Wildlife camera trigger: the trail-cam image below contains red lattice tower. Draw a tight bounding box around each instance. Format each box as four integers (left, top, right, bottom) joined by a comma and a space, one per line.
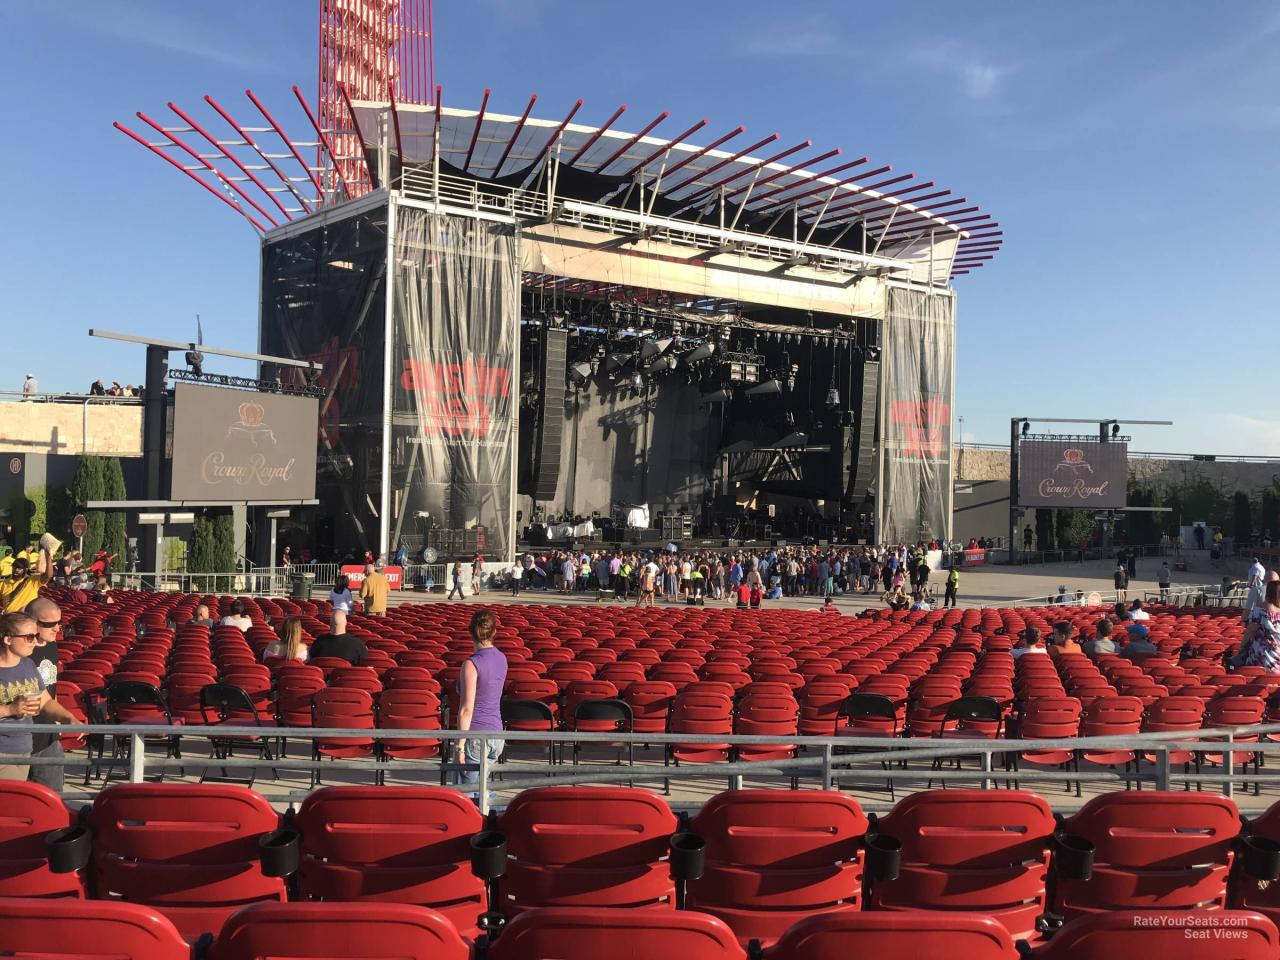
318, 0, 434, 197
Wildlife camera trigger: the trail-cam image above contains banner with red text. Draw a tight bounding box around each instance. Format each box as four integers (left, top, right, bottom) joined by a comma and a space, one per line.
879, 287, 955, 544
340, 564, 404, 590
390, 207, 519, 561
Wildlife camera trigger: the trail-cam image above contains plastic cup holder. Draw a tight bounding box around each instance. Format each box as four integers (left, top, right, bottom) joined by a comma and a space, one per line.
45, 825, 92, 874
1243, 835, 1280, 882
669, 831, 707, 882
1053, 833, 1095, 882
470, 830, 509, 881
258, 828, 301, 878
866, 833, 902, 882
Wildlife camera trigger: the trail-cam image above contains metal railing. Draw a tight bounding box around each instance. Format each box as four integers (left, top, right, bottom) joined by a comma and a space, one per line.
38, 721, 1280, 813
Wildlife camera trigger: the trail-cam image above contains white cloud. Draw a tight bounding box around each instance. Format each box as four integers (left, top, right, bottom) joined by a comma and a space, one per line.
906, 39, 1014, 101
738, 16, 845, 57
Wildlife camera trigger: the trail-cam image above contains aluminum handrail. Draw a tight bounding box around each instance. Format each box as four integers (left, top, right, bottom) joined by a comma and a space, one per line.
43, 720, 1280, 812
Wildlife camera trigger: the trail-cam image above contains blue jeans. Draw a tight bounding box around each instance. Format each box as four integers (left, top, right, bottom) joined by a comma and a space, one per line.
458, 736, 505, 786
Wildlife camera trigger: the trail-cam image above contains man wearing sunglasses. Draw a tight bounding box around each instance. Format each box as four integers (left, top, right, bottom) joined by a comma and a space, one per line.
0, 611, 75, 781
25, 598, 65, 790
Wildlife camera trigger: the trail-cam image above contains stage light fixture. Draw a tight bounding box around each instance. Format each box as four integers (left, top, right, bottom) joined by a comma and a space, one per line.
640, 337, 673, 360
745, 378, 783, 397
606, 351, 631, 372
1112, 423, 1121, 437
568, 361, 593, 385
185, 349, 204, 377
683, 341, 716, 365
701, 387, 733, 403
1022, 420, 1031, 437
630, 371, 646, 392
826, 385, 840, 408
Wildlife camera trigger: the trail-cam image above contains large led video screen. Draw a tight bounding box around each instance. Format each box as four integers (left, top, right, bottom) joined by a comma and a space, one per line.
171, 383, 318, 502
1017, 439, 1127, 509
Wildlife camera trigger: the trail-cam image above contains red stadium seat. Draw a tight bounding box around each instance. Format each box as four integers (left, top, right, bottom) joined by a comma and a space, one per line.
208, 902, 471, 960
686, 790, 868, 946
1033, 909, 1278, 960
1053, 791, 1240, 920
490, 906, 748, 960
0, 781, 86, 898
291, 786, 486, 937
86, 783, 285, 941
763, 910, 1018, 960
496, 786, 679, 915
0, 897, 190, 960
867, 789, 1055, 939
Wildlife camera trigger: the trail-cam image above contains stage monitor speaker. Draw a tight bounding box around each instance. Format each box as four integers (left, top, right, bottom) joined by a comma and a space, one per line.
847, 360, 879, 501
531, 328, 568, 502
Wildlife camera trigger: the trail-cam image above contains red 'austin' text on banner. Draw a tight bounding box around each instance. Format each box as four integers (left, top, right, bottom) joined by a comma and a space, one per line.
890, 398, 951, 458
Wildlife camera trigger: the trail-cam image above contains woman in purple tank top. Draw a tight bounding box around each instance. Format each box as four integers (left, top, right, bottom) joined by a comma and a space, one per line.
456, 608, 508, 786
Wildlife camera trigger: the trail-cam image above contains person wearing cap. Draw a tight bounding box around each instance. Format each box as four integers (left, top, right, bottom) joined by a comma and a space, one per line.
21, 374, 37, 400
359, 563, 390, 617
0, 544, 51, 613
1054, 585, 1069, 605
1121, 623, 1159, 661
1013, 627, 1047, 659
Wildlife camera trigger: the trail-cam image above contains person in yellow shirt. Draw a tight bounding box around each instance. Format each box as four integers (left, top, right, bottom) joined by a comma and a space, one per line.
359, 563, 390, 617
0, 549, 51, 613
0, 549, 12, 579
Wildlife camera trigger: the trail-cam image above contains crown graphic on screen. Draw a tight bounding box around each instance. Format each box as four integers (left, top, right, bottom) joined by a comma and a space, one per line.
1061, 448, 1085, 464
238, 401, 265, 427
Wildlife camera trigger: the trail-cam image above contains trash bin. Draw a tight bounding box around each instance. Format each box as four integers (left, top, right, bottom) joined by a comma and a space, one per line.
290, 572, 314, 600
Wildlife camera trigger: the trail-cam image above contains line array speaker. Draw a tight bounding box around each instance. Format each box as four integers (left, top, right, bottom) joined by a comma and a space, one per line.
531, 328, 568, 501
847, 360, 879, 500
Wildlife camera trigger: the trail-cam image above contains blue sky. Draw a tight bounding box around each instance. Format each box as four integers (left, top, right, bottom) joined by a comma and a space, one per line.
3, 1, 1278, 453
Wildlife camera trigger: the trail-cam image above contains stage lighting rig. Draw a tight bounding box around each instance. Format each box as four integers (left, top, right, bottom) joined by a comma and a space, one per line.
185, 348, 204, 377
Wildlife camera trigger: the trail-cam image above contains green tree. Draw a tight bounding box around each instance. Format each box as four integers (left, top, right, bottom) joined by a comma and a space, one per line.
102, 458, 128, 567
1060, 509, 1097, 548
189, 510, 236, 590
1263, 490, 1280, 541
1233, 491, 1254, 541
70, 457, 106, 558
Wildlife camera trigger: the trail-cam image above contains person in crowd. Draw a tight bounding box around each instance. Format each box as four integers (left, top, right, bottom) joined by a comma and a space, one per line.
944, 566, 959, 608
360, 563, 390, 617
188, 604, 216, 628
1013, 627, 1047, 659
280, 546, 292, 568
0, 548, 11, 579
262, 616, 308, 663
471, 554, 485, 595
89, 379, 105, 396
448, 561, 466, 600
1128, 599, 1151, 621
1049, 622, 1082, 657
909, 590, 932, 612
509, 556, 523, 596
309, 610, 366, 665
220, 598, 252, 632
1158, 561, 1172, 602
1120, 623, 1159, 660
1246, 556, 1268, 617
0, 547, 51, 613
821, 597, 840, 614
1053, 585, 1070, 605
455, 608, 507, 787
1114, 560, 1129, 602
637, 558, 657, 608
885, 587, 910, 611
91, 577, 113, 603
735, 580, 752, 608
24, 598, 65, 791
21, 374, 37, 400
88, 549, 115, 585
1235, 579, 1280, 673
328, 574, 354, 612
1083, 618, 1117, 657
0, 611, 75, 780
